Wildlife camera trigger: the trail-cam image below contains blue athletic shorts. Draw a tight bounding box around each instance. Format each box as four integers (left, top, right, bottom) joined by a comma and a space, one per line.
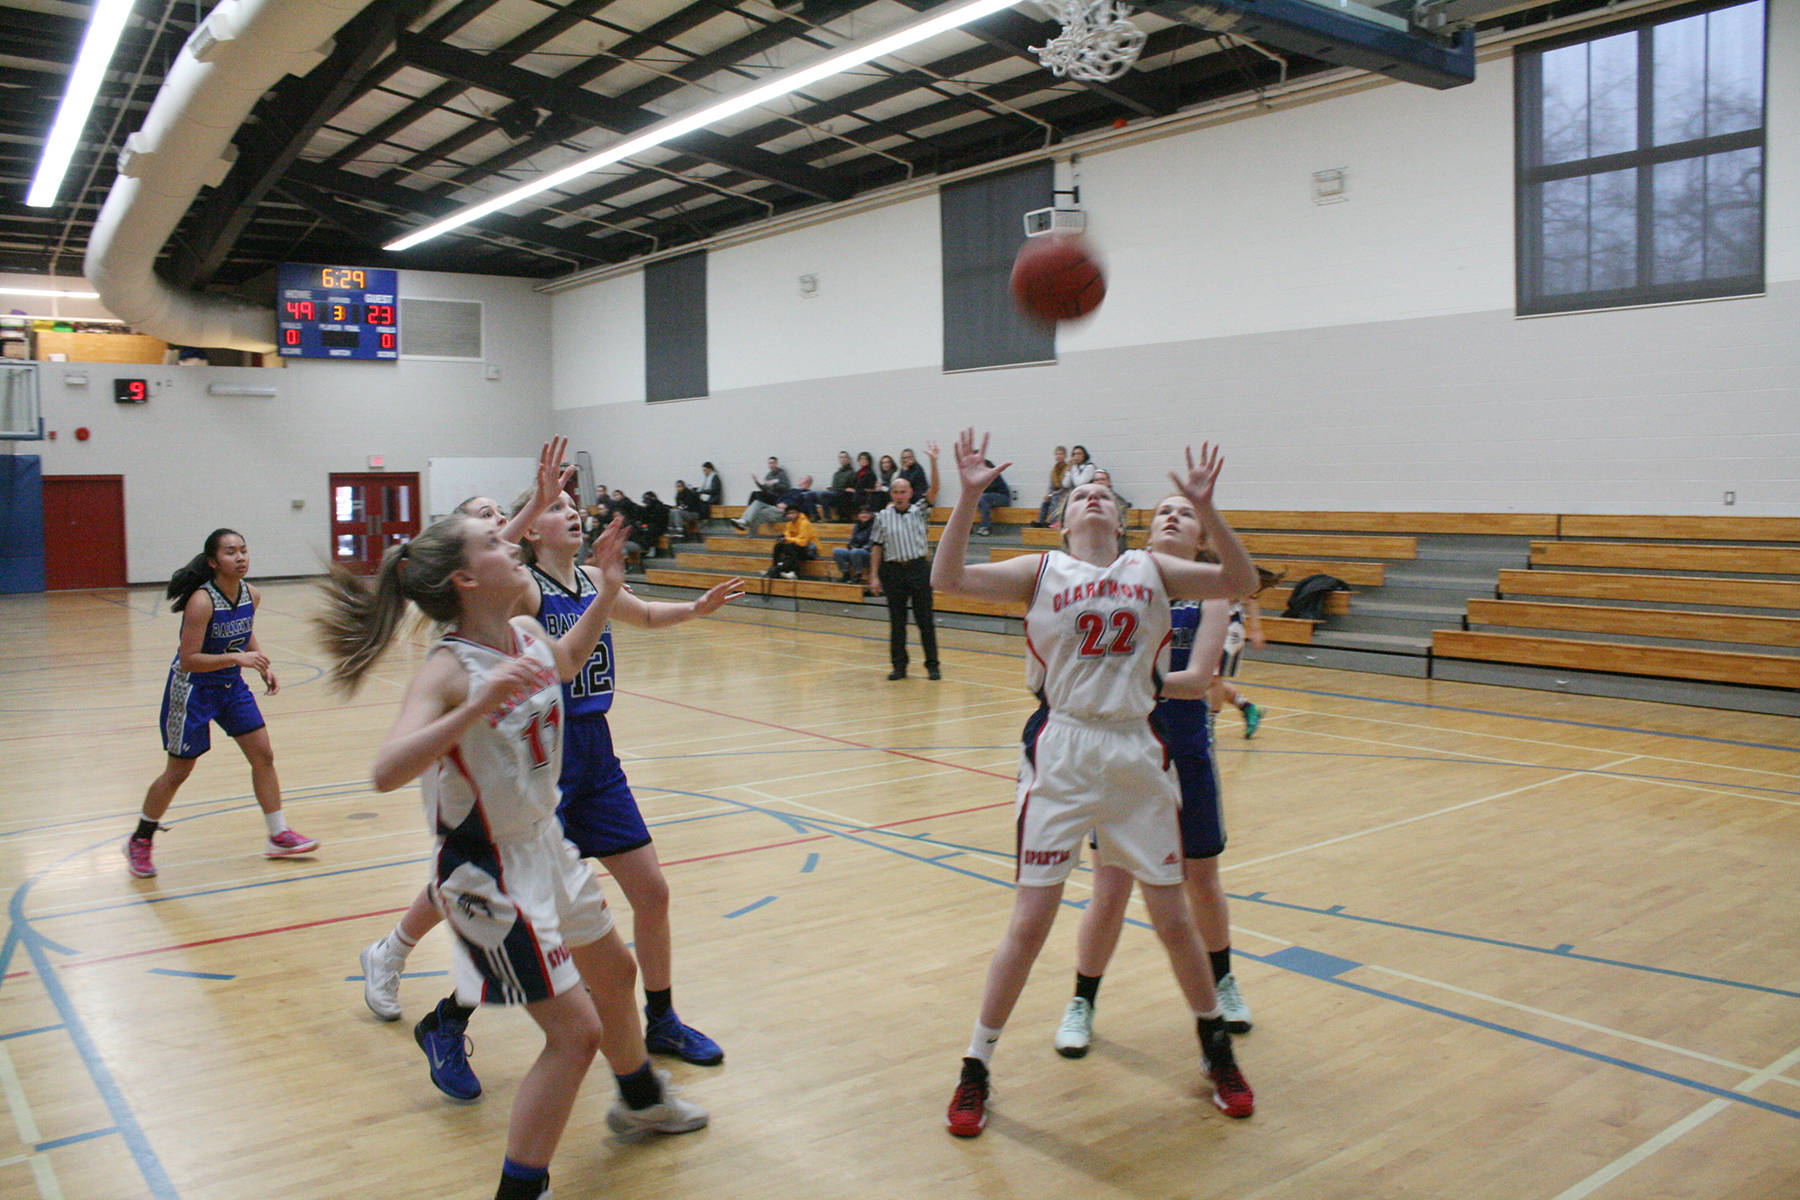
1158, 703, 1225, 859
556, 715, 651, 859
159, 673, 264, 759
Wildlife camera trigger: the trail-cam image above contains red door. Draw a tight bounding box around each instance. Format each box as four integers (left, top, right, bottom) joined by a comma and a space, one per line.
329, 472, 421, 573
43, 475, 127, 589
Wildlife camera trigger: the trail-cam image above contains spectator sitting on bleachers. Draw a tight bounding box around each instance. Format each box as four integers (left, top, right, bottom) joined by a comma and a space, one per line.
1047, 445, 1096, 527
976, 460, 1012, 537
833, 507, 876, 585
697, 461, 724, 513
747, 456, 791, 505
850, 451, 880, 513
672, 479, 706, 540
637, 491, 671, 556
1032, 445, 1070, 527
898, 448, 929, 494
874, 455, 899, 507
735, 475, 817, 535
768, 507, 820, 579
821, 450, 858, 521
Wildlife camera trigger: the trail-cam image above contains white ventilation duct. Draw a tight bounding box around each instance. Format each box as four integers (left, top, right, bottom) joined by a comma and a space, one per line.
83, 0, 375, 352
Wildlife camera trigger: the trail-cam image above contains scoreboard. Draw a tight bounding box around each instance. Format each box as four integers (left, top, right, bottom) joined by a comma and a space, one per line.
276, 264, 399, 360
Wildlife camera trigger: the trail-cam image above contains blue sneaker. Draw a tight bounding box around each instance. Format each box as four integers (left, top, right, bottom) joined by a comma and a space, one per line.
644, 1008, 724, 1066
1242, 702, 1262, 739
414, 1000, 481, 1101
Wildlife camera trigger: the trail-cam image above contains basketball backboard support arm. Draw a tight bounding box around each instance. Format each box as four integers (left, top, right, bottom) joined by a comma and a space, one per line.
1137, 0, 1475, 89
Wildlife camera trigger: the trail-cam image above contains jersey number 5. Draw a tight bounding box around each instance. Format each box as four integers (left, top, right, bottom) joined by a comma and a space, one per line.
1076, 609, 1138, 657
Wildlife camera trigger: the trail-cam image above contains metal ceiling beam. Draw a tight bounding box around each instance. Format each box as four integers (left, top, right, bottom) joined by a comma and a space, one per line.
167, 0, 434, 289
393, 34, 853, 202
285, 160, 614, 265
324, 0, 612, 170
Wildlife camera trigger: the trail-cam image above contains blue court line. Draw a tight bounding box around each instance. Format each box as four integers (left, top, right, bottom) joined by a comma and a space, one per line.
0, 779, 376, 842
801, 853, 819, 873
0, 1024, 64, 1041
1320, 969, 1800, 1121
344, 970, 449, 981
0, 660, 325, 708
725, 896, 777, 918
147, 968, 234, 980
1229, 892, 1800, 1001
6, 881, 175, 1198
35, 1127, 118, 1152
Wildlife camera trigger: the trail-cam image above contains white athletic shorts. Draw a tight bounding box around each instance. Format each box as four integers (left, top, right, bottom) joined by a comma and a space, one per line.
435, 818, 614, 1007
1015, 709, 1183, 887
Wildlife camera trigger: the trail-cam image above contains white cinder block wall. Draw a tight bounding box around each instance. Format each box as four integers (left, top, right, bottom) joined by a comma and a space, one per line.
552, 10, 1800, 517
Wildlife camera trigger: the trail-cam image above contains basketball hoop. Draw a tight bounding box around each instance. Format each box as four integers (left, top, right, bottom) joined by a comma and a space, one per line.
1031, 0, 1147, 82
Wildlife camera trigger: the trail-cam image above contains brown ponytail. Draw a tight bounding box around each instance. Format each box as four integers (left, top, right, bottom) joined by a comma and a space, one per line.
313, 516, 472, 693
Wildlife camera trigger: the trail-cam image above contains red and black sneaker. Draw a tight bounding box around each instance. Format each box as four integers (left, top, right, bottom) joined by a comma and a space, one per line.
1201, 1019, 1255, 1119
946, 1057, 990, 1137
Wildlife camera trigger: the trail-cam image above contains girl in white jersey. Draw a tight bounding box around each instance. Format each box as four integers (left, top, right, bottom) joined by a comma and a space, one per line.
316, 508, 706, 1200
931, 429, 1261, 1136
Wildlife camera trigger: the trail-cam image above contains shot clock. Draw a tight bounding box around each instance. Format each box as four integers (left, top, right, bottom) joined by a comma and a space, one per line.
276, 264, 400, 361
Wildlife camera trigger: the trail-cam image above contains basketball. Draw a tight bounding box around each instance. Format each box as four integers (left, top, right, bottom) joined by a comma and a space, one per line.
1009, 234, 1106, 324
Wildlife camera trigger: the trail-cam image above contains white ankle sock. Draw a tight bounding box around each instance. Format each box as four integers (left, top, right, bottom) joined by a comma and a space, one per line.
967, 1022, 1003, 1064
263, 811, 289, 837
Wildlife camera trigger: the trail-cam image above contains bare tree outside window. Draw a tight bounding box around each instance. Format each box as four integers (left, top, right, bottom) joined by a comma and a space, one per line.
1516, 0, 1765, 315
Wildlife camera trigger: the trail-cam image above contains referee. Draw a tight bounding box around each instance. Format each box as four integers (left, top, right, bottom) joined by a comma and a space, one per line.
870, 442, 940, 680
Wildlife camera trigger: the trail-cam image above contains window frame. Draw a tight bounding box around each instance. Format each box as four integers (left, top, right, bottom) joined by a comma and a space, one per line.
1514, 0, 1767, 316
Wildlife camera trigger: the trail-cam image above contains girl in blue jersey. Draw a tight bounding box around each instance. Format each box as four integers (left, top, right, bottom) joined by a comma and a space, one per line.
1051, 493, 1257, 1055
317, 510, 707, 1200
125, 529, 317, 878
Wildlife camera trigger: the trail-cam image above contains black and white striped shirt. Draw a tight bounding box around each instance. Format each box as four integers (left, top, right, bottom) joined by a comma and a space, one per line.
872, 502, 931, 562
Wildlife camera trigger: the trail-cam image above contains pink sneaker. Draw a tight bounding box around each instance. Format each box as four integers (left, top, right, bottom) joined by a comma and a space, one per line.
264, 829, 320, 858
124, 835, 156, 878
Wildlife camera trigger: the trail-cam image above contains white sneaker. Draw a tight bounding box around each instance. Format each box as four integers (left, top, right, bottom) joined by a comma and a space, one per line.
1053, 996, 1093, 1059
1217, 973, 1252, 1033
360, 938, 404, 1021
606, 1070, 709, 1137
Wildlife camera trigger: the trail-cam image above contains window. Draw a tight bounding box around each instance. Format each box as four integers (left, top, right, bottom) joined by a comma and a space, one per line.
941, 164, 1054, 371
645, 252, 707, 402
1516, 0, 1765, 315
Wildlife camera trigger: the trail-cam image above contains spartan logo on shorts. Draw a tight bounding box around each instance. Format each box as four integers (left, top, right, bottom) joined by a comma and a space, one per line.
1022, 849, 1072, 867
456, 893, 495, 921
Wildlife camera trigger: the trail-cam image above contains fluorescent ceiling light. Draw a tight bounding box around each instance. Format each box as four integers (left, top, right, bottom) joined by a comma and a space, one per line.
385, 0, 1021, 252
26, 0, 137, 208
0, 287, 102, 299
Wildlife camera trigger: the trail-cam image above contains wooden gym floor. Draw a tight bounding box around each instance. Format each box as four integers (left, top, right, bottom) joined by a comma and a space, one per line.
0, 581, 1795, 1200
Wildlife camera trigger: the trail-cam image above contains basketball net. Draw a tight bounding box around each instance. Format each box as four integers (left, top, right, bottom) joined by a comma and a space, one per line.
1031, 0, 1147, 82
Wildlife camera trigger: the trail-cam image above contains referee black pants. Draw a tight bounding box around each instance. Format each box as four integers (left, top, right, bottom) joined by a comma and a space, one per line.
878, 558, 938, 671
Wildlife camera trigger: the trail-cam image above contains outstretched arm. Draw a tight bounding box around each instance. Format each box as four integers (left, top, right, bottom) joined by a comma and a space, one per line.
609, 574, 746, 629
372, 651, 541, 792
931, 428, 1042, 601
1153, 444, 1257, 601
546, 517, 627, 679
500, 437, 574, 544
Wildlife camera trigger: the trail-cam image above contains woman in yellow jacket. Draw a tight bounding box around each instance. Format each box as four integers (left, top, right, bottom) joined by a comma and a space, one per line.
768, 507, 819, 579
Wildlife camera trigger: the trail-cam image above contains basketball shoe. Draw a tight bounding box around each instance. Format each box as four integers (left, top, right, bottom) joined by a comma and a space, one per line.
264, 828, 319, 858
360, 937, 405, 1021
605, 1070, 709, 1136
1199, 1018, 1254, 1118
414, 998, 481, 1101
124, 836, 156, 878
946, 1057, 990, 1137
1216, 973, 1252, 1033
1242, 703, 1262, 739
1053, 996, 1093, 1058
644, 1008, 724, 1066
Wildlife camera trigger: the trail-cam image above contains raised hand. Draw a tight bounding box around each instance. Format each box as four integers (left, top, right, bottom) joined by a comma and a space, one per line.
1168, 443, 1225, 510
926, 440, 941, 460
534, 436, 572, 509
589, 514, 628, 591
694, 577, 746, 615
954, 428, 1009, 494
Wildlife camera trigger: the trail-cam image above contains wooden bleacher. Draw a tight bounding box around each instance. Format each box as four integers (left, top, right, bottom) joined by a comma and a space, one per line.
1556, 515, 1800, 542
1527, 541, 1800, 575
1464, 599, 1800, 648
1496, 569, 1797, 610
1223, 511, 1560, 536
1432, 630, 1800, 689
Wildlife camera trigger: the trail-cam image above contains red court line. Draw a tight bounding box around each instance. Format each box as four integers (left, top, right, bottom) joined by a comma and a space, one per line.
9, 794, 1017, 979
